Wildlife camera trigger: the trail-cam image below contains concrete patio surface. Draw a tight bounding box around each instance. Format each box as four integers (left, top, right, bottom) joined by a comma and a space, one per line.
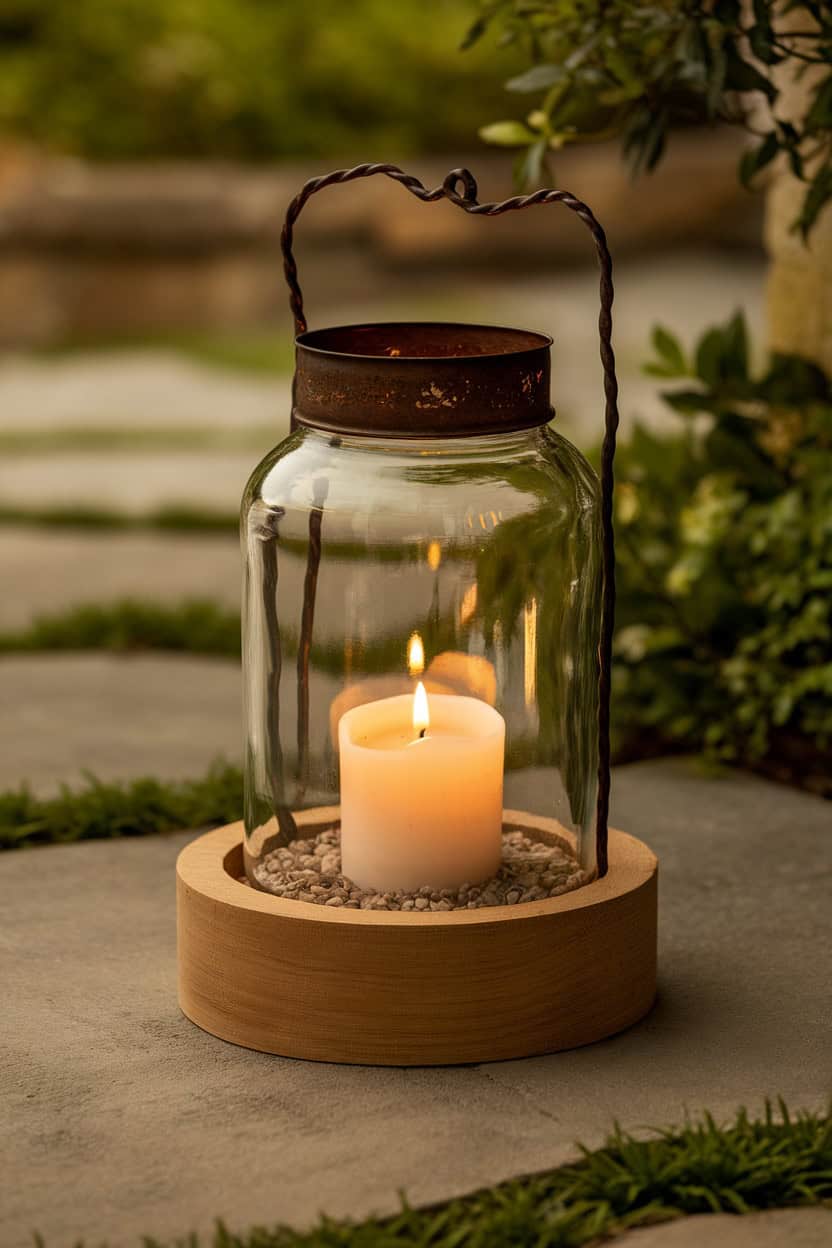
0, 529, 241, 630
0, 253, 764, 433
0, 351, 290, 431
0, 253, 765, 517
625, 1208, 832, 1247
0, 653, 241, 792
2, 758, 829, 1247
0, 446, 261, 514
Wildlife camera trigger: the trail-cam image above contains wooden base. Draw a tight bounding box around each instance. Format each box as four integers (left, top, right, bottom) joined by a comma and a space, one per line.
177, 813, 658, 1065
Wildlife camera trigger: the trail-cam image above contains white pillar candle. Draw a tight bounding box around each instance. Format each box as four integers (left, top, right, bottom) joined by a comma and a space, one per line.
338, 685, 505, 892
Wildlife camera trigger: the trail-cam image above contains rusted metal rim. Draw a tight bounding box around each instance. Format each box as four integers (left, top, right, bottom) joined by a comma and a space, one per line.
292, 321, 553, 437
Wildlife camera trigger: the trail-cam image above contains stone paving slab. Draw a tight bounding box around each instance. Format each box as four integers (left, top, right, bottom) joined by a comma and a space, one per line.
624, 1208, 832, 1246
0, 527, 468, 641
1, 759, 829, 1248
0, 654, 241, 792
0, 447, 261, 514
0, 529, 241, 629
0, 254, 765, 516
483, 252, 765, 442
0, 351, 290, 430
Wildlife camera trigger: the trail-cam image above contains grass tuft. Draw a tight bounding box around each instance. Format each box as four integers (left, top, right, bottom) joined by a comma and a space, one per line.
0, 426, 280, 455
0, 503, 239, 534
0, 761, 243, 850
32, 328, 296, 376
0, 599, 241, 658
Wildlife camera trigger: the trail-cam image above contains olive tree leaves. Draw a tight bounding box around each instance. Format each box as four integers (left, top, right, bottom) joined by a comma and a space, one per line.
465, 1, 832, 239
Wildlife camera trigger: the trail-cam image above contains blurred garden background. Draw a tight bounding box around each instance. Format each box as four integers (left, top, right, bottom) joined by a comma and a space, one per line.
0, 0, 829, 845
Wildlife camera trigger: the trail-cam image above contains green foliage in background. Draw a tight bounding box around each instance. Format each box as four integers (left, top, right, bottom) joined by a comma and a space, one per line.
612, 312, 832, 792
467, 1, 832, 235
0, 0, 522, 160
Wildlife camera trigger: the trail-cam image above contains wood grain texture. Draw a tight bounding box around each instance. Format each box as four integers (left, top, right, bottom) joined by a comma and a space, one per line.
177, 811, 658, 1065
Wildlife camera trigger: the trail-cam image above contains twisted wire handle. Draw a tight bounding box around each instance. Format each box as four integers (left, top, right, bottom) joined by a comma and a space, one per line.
281, 163, 618, 878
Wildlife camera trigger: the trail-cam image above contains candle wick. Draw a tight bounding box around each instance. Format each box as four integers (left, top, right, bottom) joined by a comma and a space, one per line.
419, 728, 426, 739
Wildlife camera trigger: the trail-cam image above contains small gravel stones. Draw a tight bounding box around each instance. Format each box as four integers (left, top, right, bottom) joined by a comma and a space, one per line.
250, 826, 591, 910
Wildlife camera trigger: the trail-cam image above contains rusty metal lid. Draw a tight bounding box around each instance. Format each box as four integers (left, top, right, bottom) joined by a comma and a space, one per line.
292, 322, 553, 437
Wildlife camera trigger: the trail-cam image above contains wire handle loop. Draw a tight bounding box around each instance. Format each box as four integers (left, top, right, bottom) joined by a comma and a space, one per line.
280, 163, 618, 877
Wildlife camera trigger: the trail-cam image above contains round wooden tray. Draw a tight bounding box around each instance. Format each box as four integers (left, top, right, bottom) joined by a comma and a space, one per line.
177, 811, 658, 1065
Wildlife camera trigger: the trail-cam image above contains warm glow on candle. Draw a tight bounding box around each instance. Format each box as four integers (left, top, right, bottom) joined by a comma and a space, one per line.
407, 632, 425, 676
412, 680, 430, 737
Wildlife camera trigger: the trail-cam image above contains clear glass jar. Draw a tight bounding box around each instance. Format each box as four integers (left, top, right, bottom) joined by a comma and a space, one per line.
241, 324, 603, 899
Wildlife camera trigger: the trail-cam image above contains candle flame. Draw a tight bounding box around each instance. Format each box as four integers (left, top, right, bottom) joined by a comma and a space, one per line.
407, 631, 425, 677
413, 680, 430, 737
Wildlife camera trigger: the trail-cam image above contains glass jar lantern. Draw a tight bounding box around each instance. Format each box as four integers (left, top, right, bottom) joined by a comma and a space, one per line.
177, 164, 658, 1067
240, 164, 618, 905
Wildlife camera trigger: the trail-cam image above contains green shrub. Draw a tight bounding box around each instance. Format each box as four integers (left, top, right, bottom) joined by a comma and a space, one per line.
0, 0, 523, 160
613, 313, 832, 792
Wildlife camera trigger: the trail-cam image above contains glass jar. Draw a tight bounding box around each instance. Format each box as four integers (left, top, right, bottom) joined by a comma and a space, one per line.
242, 322, 604, 899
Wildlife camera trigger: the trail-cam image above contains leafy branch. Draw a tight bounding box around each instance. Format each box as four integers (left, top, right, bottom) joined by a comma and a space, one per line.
465, 1, 832, 237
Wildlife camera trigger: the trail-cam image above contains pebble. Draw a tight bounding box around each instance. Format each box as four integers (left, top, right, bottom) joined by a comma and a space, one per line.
251, 827, 591, 911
